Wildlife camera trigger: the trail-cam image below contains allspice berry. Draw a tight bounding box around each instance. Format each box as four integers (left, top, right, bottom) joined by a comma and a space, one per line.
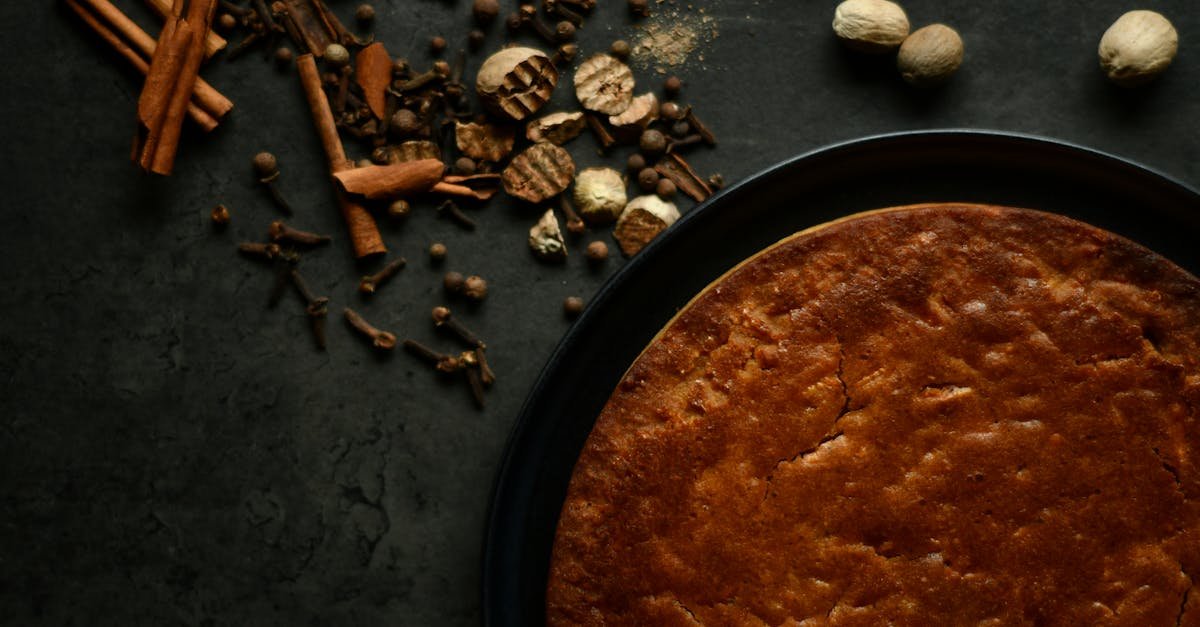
274, 47, 294, 67
444, 271, 466, 293
563, 296, 585, 318
639, 129, 667, 157
637, 168, 659, 193
473, 0, 500, 24
655, 178, 677, 200
610, 40, 631, 59
217, 13, 238, 32
1099, 10, 1178, 87
430, 36, 447, 54
896, 24, 964, 87
355, 4, 375, 24
626, 153, 647, 174
585, 240, 609, 263
663, 76, 682, 97
833, 0, 910, 53
324, 43, 350, 68
463, 275, 489, 302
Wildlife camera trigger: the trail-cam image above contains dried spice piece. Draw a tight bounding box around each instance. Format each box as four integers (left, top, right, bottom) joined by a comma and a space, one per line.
143, 0, 227, 58
358, 257, 407, 294
574, 54, 635, 115
65, 0, 232, 131
355, 42, 392, 119
583, 112, 616, 150
529, 209, 567, 263
332, 159, 444, 200
563, 296, 584, 318
832, 0, 910, 53
897, 24, 964, 87
297, 53, 385, 257
1099, 10, 1177, 86
501, 142, 575, 203
654, 152, 712, 202
455, 122, 516, 162
613, 194, 679, 256
433, 179, 501, 202
525, 111, 586, 145
585, 240, 609, 263
132, 0, 219, 175
608, 92, 658, 141
476, 47, 558, 121
375, 140, 441, 164
573, 167, 626, 224
344, 307, 397, 350
278, 0, 358, 55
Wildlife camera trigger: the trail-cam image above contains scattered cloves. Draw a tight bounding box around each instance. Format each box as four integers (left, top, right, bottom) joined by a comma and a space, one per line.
559, 194, 585, 234
268, 220, 331, 246
252, 151, 293, 215
237, 241, 283, 261
437, 199, 477, 231
290, 267, 329, 349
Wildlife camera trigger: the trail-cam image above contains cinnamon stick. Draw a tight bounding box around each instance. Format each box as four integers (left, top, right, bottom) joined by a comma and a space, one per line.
296, 53, 386, 258
64, 0, 219, 130
143, 0, 227, 58
333, 159, 444, 200
133, 0, 217, 175
355, 42, 391, 120
654, 152, 713, 202
74, 0, 232, 126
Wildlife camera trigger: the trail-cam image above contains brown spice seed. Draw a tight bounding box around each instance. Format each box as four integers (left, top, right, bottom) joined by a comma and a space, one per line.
463, 275, 488, 302
430, 242, 448, 261
563, 296, 584, 318
637, 167, 659, 192
444, 271, 466, 293
656, 178, 677, 199
431, 36, 447, 54
585, 240, 609, 263
211, 204, 231, 226
355, 4, 375, 23
473, 0, 500, 24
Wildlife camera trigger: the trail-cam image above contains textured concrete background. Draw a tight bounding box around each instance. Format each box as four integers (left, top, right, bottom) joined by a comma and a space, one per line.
3, 1, 1198, 625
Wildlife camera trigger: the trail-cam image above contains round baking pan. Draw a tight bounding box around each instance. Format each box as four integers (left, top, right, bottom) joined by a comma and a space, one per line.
481, 130, 1200, 626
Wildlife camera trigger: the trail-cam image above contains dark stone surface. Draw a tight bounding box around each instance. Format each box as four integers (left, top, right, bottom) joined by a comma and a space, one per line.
2, 1, 1197, 624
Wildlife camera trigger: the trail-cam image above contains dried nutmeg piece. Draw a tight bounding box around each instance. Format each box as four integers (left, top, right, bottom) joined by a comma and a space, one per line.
613, 194, 679, 257
529, 209, 567, 263
1099, 10, 1178, 87
476, 47, 558, 121
832, 0, 910, 53
377, 140, 442, 164
526, 111, 586, 145
897, 24, 964, 87
502, 142, 575, 203
455, 121, 516, 162
574, 54, 635, 115
573, 167, 627, 224
608, 92, 659, 141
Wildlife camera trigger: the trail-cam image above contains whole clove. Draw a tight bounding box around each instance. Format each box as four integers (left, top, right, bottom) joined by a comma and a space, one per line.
358, 257, 407, 294
437, 200, 477, 231
290, 267, 329, 349
268, 220, 331, 246
252, 151, 293, 215
344, 307, 396, 350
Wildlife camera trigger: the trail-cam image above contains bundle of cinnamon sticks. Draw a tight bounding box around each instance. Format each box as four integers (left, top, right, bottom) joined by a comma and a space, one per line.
65, 0, 233, 175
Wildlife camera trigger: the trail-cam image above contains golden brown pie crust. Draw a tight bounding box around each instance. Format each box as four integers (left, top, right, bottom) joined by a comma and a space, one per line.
547, 203, 1200, 625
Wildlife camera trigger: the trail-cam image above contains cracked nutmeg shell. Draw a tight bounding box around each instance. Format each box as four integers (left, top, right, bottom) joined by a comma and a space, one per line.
476, 47, 558, 121
455, 122, 516, 162
574, 54, 635, 115
502, 142, 576, 203
526, 111, 587, 145
613, 194, 679, 256
529, 209, 568, 263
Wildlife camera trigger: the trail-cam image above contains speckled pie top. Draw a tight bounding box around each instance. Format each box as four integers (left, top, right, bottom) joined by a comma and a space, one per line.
546, 204, 1200, 626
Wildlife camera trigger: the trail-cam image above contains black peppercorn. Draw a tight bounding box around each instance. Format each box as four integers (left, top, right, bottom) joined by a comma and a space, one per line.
639, 129, 667, 157
637, 168, 659, 193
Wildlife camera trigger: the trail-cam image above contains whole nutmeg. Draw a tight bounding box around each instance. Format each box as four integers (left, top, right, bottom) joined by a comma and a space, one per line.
833, 0, 909, 53
573, 167, 627, 224
1099, 10, 1178, 87
896, 24, 963, 87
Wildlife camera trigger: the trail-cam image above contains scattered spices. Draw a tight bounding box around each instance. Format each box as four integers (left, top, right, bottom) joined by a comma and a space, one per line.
268, 220, 332, 246
455, 157, 477, 176
558, 194, 586, 235
476, 47, 558, 120
563, 296, 584, 318
654, 152, 713, 202
610, 39, 631, 59
637, 167, 660, 193
613, 194, 680, 256
143, 0, 227, 58
388, 199, 411, 218
252, 151, 292, 215
832, 0, 910, 53
630, 9, 717, 73
467, 29, 486, 51
274, 46, 294, 67
639, 129, 668, 157
529, 209, 567, 262
354, 42, 392, 119
626, 153, 646, 174
609, 93, 659, 141
463, 275, 489, 302
430, 36, 447, 54
574, 54, 635, 115
429, 242, 448, 262
583, 112, 616, 151
211, 204, 231, 227
290, 267, 329, 349
237, 241, 283, 261
473, 0, 500, 25
344, 307, 397, 350
663, 75, 682, 97
359, 257, 407, 294
897, 24, 964, 87
655, 178, 677, 200
432, 306, 485, 349
525, 111, 586, 145
502, 142, 575, 203
585, 240, 609, 264
573, 167, 626, 224
323, 42, 350, 67
1099, 10, 1177, 87
132, 0, 219, 175
355, 4, 375, 24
